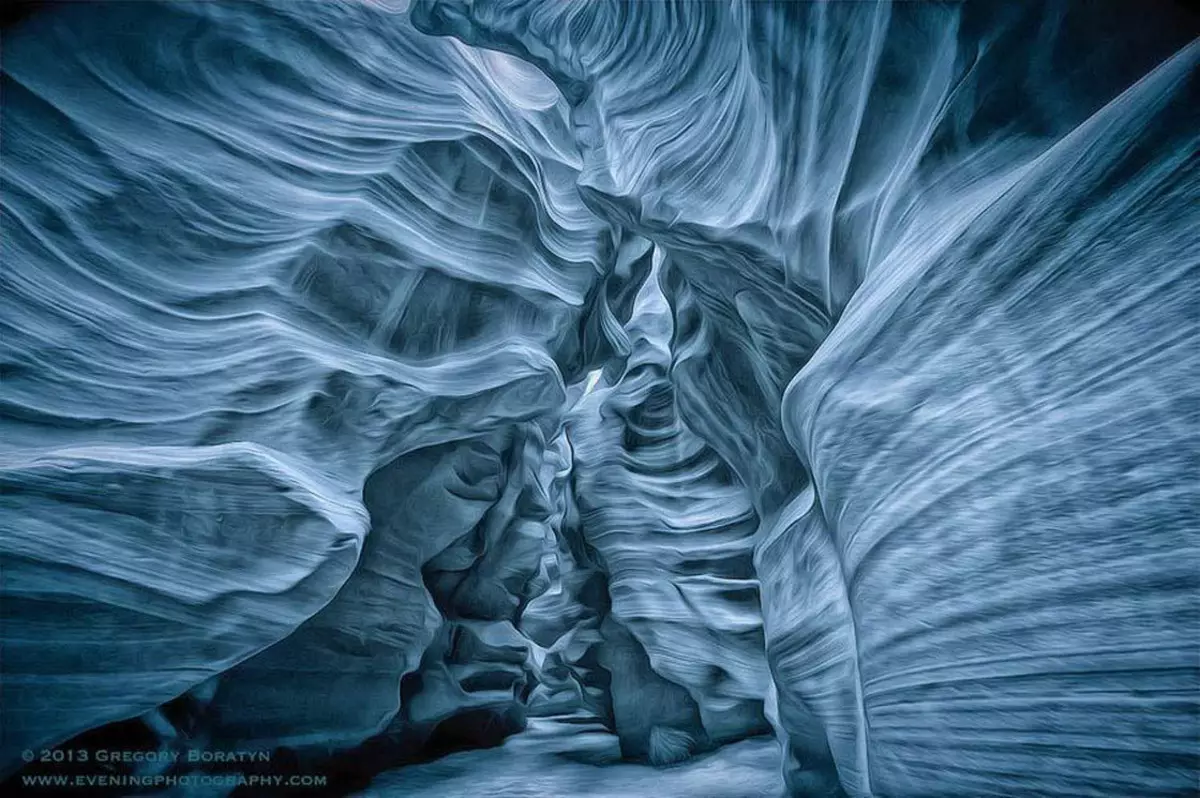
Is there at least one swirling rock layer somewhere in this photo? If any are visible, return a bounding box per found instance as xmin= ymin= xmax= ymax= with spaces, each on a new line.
xmin=3 ymin=1 xmax=1198 ymax=796
xmin=561 ymin=261 xmax=772 ymax=759
xmin=417 ymin=1 xmax=1199 ymax=795
xmin=1 ymin=0 xmax=619 ymax=771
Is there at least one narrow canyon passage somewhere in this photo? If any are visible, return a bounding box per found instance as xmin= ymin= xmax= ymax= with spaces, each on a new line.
xmin=1 ymin=2 xmax=1197 ymax=797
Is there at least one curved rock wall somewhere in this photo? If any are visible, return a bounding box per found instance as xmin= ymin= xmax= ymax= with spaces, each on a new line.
xmin=416 ymin=1 xmax=1200 ymax=795
xmin=559 ymin=256 xmax=773 ymax=762
xmin=768 ymin=43 xmax=1200 ymax=795
xmin=0 ymin=0 xmax=621 ymax=771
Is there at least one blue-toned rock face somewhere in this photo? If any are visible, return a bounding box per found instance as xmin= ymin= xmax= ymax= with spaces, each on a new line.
xmin=2 ymin=1 xmax=1197 ymax=796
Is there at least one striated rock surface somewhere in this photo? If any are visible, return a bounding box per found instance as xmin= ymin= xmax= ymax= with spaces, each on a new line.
xmin=561 ymin=257 xmax=773 ymax=759
xmin=3 ymin=1 xmax=1199 ymax=796
xmin=0 ymin=0 xmax=625 ymax=772
xmin=417 ymin=1 xmax=1200 ymax=795
xmin=766 ymin=43 xmax=1200 ymax=795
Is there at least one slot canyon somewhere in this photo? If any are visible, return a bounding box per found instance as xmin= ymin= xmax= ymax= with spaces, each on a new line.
xmin=1 ymin=1 xmax=1197 ymax=796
